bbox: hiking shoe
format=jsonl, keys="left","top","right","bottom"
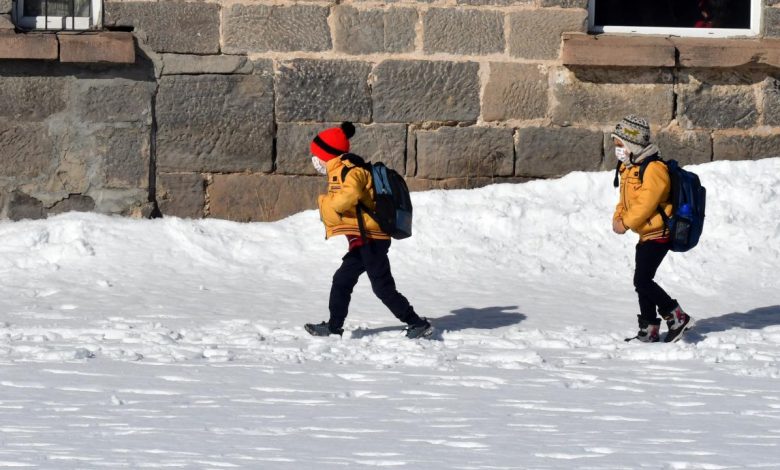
{"left": 304, "top": 322, "right": 343, "bottom": 337}
{"left": 405, "top": 318, "right": 433, "bottom": 339}
{"left": 635, "top": 316, "right": 661, "bottom": 343}
{"left": 662, "top": 304, "right": 695, "bottom": 343}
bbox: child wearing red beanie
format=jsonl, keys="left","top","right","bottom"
{"left": 305, "top": 122, "right": 432, "bottom": 339}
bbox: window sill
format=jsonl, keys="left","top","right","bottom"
{"left": 562, "top": 33, "right": 780, "bottom": 68}
{"left": 0, "top": 31, "right": 134, "bottom": 63}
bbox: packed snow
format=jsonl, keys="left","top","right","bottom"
{"left": 0, "top": 158, "right": 779, "bottom": 469}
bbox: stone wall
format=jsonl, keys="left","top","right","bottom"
{"left": 1, "top": 0, "right": 779, "bottom": 221}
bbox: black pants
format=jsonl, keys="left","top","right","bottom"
{"left": 634, "top": 241, "right": 677, "bottom": 323}
{"left": 328, "top": 239, "right": 419, "bottom": 329}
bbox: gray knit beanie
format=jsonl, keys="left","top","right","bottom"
{"left": 612, "top": 115, "right": 652, "bottom": 156}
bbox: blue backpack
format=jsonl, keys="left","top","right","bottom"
{"left": 638, "top": 157, "right": 706, "bottom": 252}
{"left": 341, "top": 155, "right": 413, "bottom": 240}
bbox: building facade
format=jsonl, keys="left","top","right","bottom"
{"left": 1, "top": 0, "right": 779, "bottom": 221}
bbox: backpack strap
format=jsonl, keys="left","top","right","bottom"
{"left": 355, "top": 204, "right": 368, "bottom": 243}
{"left": 612, "top": 160, "right": 621, "bottom": 188}
{"left": 637, "top": 154, "right": 662, "bottom": 183}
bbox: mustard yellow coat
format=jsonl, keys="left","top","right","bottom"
{"left": 318, "top": 157, "right": 390, "bottom": 240}
{"left": 613, "top": 160, "right": 673, "bottom": 242}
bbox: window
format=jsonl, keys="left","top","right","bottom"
{"left": 13, "top": 0, "right": 102, "bottom": 30}
{"left": 589, "top": 1, "right": 761, "bottom": 37}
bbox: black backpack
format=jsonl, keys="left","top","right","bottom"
{"left": 340, "top": 154, "right": 413, "bottom": 240}
{"left": 636, "top": 157, "right": 707, "bottom": 252}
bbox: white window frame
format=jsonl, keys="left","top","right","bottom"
{"left": 588, "top": 0, "right": 762, "bottom": 38}
{"left": 13, "top": 0, "right": 102, "bottom": 31}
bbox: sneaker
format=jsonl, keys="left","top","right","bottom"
{"left": 304, "top": 322, "right": 343, "bottom": 337}
{"left": 662, "top": 304, "right": 695, "bottom": 343}
{"left": 405, "top": 318, "right": 433, "bottom": 339}
{"left": 635, "top": 316, "right": 661, "bottom": 343}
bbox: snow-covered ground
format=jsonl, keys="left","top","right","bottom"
{"left": 1, "top": 158, "right": 779, "bottom": 469}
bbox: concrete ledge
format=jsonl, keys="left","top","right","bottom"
{"left": 58, "top": 32, "right": 135, "bottom": 64}
{"left": 562, "top": 33, "right": 675, "bottom": 67}
{"left": 0, "top": 31, "right": 58, "bottom": 60}
{"left": 672, "top": 38, "right": 780, "bottom": 68}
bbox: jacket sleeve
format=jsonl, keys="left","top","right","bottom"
{"left": 328, "top": 168, "right": 368, "bottom": 214}
{"left": 622, "top": 162, "right": 670, "bottom": 231}
{"left": 613, "top": 203, "right": 624, "bottom": 222}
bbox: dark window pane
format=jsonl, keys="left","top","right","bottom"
{"left": 23, "top": 0, "right": 90, "bottom": 17}
{"left": 594, "top": 0, "right": 751, "bottom": 29}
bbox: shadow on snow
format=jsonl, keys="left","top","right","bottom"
{"left": 350, "top": 305, "right": 526, "bottom": 339}
{"left": 685, "top": 305, "right": 780, "bottom": 343}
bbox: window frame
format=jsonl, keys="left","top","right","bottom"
{"left": 13, "top": 0, "right": 103, "bottom": 31}
{"left": 587, "top": 0, "right": 762, "bottom": 38}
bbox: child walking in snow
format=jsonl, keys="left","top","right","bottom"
{"left": 304, "top": 122, "right": 433, "bottom": 339}
{"left": 611, "top": 115, "right": 695, "bottom": 343}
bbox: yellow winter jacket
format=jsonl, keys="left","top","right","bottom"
{"left": 318, "top": 157, "right": 390, "bottom": 240}
{"left": 613, "top": 160, "right": 673, "bottom": 242}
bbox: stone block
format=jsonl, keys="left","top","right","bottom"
{"left": 99, "top": 126, "right": 150, "bottom": 190}
{"left": 1, "top": 0, "right": 10, "bottom": 14}
{"left": 541, "top": 0, "right": 588, "bottom": 7}
{"left": 483, "top": 63, "right": 548, "bottom": 122}
{"left": 58, "top": 32, "right": 135, "bottom": 64}
{"left": 157, "top": 173, "right": 205, "bottom": 219}
{"left": 406, "top": 127, "right": 417, "bottom": 177}
{"left": 0, "top": 31, "right": 58, "bottom": 60}
{"left": 765, "top": 7, "right": 780, "bottom": 38}
{"left": 551, "top": 68, "right": 674, "bottom": 126}
{"left": 7, "top": 191, "right": 44, "bottom": 221}
{"left": 275, "top": 59, "right": 372, "bottom": 123}
{"left": 223, "top": 4, "right": 331, "bottom": 53}
{"left": 161, "top": 54, "right": 253, "bottom": 75}
{"left": 49, "top": 195, "right": 96, "bottom": 215}
{"left": 713, "top": 133, "right": 780, "bottom": 161}
{"left": 0, "top": 120, "right": 55, "bottom": 178}
{"left": 423, "top": 8, "right": 504, "bottom": 55}
{"left": 407, "top": 176, "right": 531, "bottom": 191}
{"left": 373, "top": 60, "right": 480, "bottom": 123}
{"left": 0, "top": 76, "right": 67, "bottom": 121}
{"left": 509, "top": 10, "right": 587, "bottom": 60}
{"left": 277, "top": 122, "right": 406, "bottom": 176}
{"left": 156, "top": 73, "right": 274, "bottom": 173}
{"left": 516, "top": 127, "right": 602, "bottom": 177}
{"left": 333, "top": 6, "right": 417, "bottom": 55}
{"left": 678, "top": 82, "right": 758, "bottom": 129}
{"left": 416, "top": 127, "right": 514, "bottom": 179}
{"left": 655, "top": 130, "right": 712, "bottom": 166}
{"left": 208, "top": 175, "right": 325, "bottom": 222}
{"left": 562, "top": 33, "right": 675, "bottom": 67}
{"left": 73, "top": 79, "right": 154, "bottom": 124}
{"left": 762, "top": 78, "right": 780, "bottom": 126}
{"left": 0, "top": 14, "right": 12, "bottom": 29}
{"left": 457, "top": 0, "right": 531, "bottom": 5}
{"left": 104, "top": 1, "right": 220, "bottom": 54}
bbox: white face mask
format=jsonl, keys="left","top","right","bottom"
{"left": 615, "top": 147, "right": 631, "bottom": 164}
{"left": 312, "top": 156, "right": 327, "bottom": 175}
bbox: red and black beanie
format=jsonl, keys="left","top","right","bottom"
{"left": 310, "top": 122, "right": 356, "bottom": 162}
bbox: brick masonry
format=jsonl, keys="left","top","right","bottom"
{"left": 1, "top": 0, "right": 779, "bottom": 221}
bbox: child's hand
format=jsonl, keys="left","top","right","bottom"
{"left": 613, "top": 218, "right": 628, "bottom": 234}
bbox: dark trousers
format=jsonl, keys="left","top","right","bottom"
{"left": 328, "top": 239, "right": 419, "bottom": 329}
{"left": 634, "top": 241, "right": 677, "bottom": 323}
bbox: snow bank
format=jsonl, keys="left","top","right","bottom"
{"left": 0, "top": 159, "right": 778, "bottom": 469}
